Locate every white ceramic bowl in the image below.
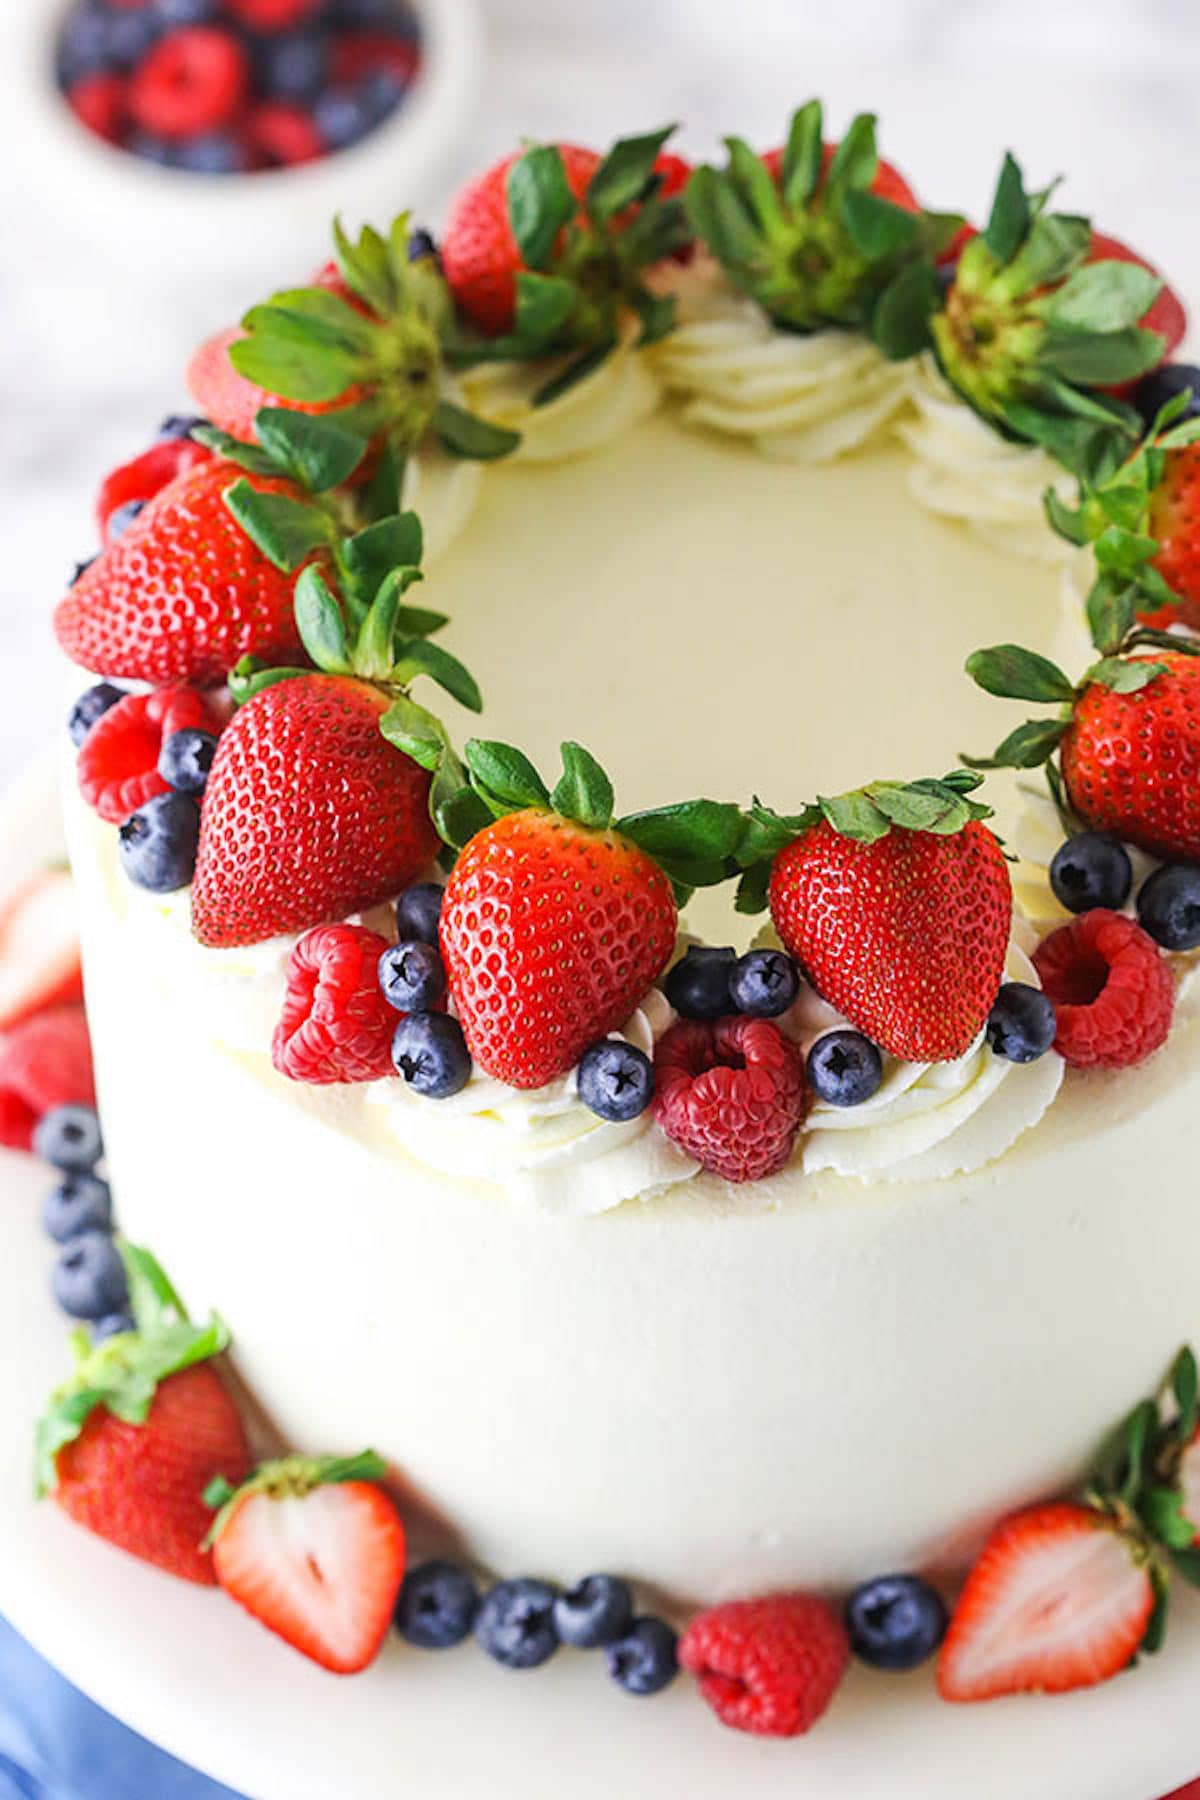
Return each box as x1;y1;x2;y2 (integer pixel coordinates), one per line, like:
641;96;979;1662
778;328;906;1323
5;0;481;292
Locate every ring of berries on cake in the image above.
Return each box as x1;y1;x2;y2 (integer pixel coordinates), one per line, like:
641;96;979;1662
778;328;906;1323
22;94;1200;1757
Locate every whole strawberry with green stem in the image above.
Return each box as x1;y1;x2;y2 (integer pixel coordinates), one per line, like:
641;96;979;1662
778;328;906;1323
966;615;1200;862
434;741;745;1089
441;126;693;399
36;1246;250;1585
737;772;1010;1063
928;153;1176;479
189;215;520;474
1042;383;1200;631
686;99;955;342
191;445;481;947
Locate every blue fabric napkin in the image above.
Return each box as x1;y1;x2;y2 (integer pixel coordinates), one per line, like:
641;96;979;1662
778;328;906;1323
0;1616;245;1800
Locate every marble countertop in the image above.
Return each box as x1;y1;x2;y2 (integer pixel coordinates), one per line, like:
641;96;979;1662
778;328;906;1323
3;0;1199;786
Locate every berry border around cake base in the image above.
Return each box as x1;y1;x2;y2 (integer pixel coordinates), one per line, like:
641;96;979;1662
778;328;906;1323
3;755;1200;1800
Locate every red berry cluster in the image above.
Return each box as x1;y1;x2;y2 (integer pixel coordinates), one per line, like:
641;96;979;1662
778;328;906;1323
57;0;422;176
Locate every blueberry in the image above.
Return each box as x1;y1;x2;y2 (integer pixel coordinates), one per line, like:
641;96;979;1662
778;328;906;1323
106;11;164;70
258;29;329;103
1137;862;1200;951
475;1578;560;1670
395;882;443;945
986;982;1057;1063
107;500;146;540
92;1310;136;1343
396;1560;479;1649
391;1013;472;1098
158;413;208;440
68;681;124;747
729;948;800;1018
158;728;219;796
127;133;182;169
176;133;248;176
553;1574;633;1649
845;1574;948;1672
1049;832;1132;914
407;227;439;263
358;70;405;124
807;1030;883;1106
118;792;201;892
56;6;113;84
606;1617;679;1695
43;1172;112;1243
339;0;413;24
1133;361;1200;433
576;1041;654;1122
378;941;446;1012
52;1232;129;1323
70;555;97;587
151;0;220;22
313;86;374;150
34;1105;103;1174
664;945;735;1019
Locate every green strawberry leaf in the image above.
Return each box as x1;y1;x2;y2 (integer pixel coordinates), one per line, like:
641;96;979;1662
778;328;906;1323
1040;326;1165;387
252;408;368;494
963;718;1070;770
464;740;551;813
294;566;352;674
1042;487;1092;547
965;644;1076;702
508;145;576;271
1087;657;1168;694
1171;1547;1200;1589
725;135;786;233
983;152;1030;264
617;799;745;866
391;638;482;712
819;789;891;842
734;860;774;915
871;257;938;360
780;99;823;208
1037;259;1162;334
586;124;677;224
1086;577;1139;655
359;442;403;524
379;692;451;773
228;657;312;705
533;342;615;408
824;111;878;196
433;401;522;461
1141;1485;1196;1553
223;480;334;573
342;512;424;604
1173;1346;1199;1443
684;165;762;272
356;565;425;679
190;425;279;478
841;188;920;260
551;742;615;830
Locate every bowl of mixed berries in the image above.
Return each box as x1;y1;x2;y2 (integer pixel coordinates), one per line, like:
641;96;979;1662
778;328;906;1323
16;0;478;279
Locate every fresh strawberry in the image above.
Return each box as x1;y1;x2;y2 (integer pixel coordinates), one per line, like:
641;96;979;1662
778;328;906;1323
0;1004;94;1153
441;129;691;350
244;102;324;170
968;645;1200;864
0;871;83;1032
187;322;372;446
225;0;322;24
1088;232;1187;378
36;1247;250;1584
331;32;420;88
933;158;1170;477
77;686;218;824
207;1453;405;1674
192;677;437;947
687;101;940;335
654;1015;807;1182
679;1593;849;1737
273;925;399;1084
95;436;212;545
67;73;127;145
128;27;251;141
438;742;739;1089
754;775;1010;1063
1033;910;1174;1069
1149;445;1200;622
937;1503;1156;1702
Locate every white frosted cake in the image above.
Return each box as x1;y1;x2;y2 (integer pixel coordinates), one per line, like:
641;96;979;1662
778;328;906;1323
37;107;1200;1728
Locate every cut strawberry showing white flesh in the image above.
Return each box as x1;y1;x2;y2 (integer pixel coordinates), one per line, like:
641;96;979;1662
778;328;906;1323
0;871;83;1032
209;1457;406;1675
1177;1430;1200;1544
937;1503;1156;1702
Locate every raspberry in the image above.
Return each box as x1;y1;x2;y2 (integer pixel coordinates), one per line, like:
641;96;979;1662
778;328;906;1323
679;1594;849;1738
128;28;250;140
653;1015;807;1182
225;0;323;26
0;1006;95;1153
95;438;212;545
272;925;399;1085
67;73;127;145
244;102;324;168
331;33;420;87
77;688;218;825
1032;909;1174;1069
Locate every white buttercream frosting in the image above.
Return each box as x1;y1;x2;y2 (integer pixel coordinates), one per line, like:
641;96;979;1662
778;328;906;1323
458;325;663;464
367;987;699;1215
649;259;910;463
898;354;1086;564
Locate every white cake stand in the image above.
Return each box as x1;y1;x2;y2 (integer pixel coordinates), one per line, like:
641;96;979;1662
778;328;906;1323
1;755;1199;1800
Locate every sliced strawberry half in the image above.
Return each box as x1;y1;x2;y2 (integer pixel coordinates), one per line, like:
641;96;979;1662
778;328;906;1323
208;1454;406;1674
937;1503;1156;1702
0;871;83;1032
